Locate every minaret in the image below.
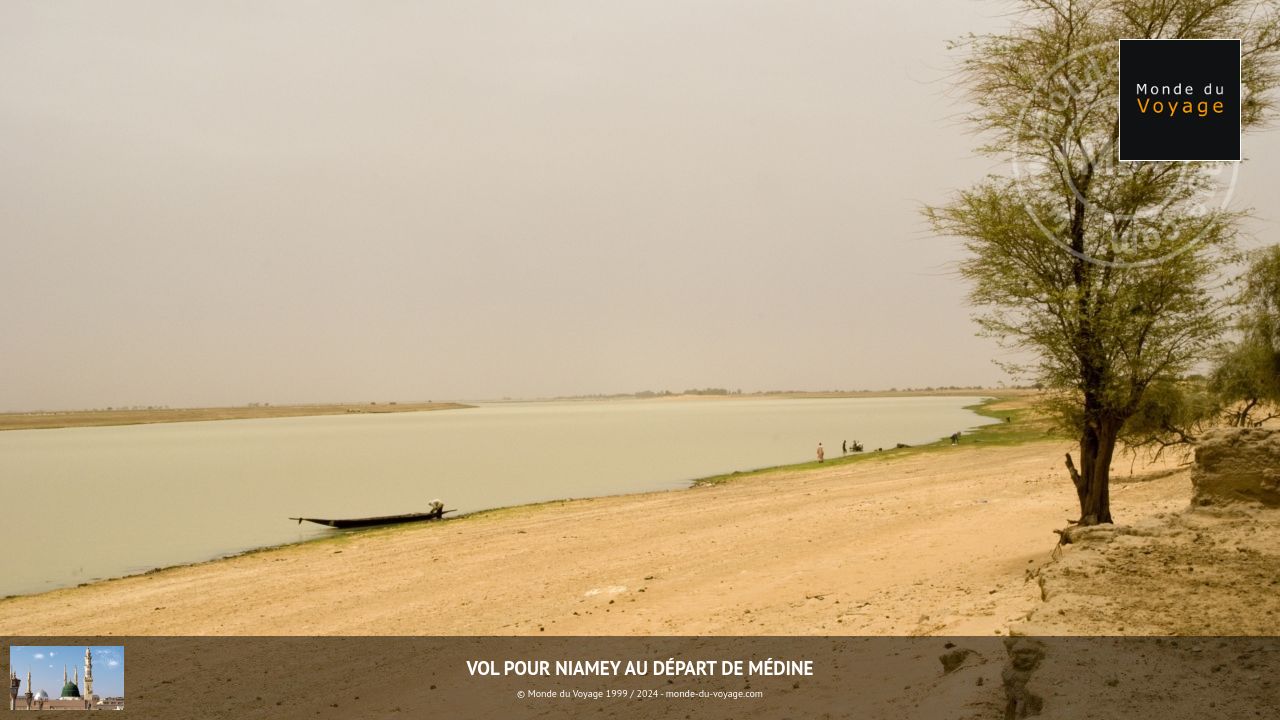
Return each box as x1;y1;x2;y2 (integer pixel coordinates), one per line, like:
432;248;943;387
84;647;94;700
73;666;78;690
63;665;67;686
25;669;32;709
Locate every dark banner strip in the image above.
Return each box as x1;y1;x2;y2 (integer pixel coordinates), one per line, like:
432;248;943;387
5;636;1277;718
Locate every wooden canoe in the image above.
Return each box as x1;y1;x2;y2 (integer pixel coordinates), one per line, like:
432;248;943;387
290;509;455;529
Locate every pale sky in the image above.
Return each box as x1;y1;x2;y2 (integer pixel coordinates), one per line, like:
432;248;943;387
3;1;1279;411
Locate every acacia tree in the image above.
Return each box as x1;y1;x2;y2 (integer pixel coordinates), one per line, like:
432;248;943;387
927;0;1279;525
1212;245;1280;425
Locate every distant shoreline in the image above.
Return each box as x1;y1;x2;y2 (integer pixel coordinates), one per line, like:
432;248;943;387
0;402;474;432
0;389;1034;431
492;387;1038;403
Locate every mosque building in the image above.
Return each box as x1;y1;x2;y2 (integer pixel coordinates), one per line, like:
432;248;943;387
7;647;122;711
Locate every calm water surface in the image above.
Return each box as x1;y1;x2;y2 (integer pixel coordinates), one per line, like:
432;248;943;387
0;396;994;596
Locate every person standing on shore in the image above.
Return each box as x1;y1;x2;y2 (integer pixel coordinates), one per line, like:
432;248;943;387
817;443;825;463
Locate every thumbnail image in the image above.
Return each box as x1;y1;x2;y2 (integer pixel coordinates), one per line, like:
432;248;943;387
8;647;123;711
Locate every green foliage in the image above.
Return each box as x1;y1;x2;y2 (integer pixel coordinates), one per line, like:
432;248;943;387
1118;377;1217;450
1211;245;1280;425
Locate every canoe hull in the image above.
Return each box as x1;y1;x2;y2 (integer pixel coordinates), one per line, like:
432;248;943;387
290;510;454;529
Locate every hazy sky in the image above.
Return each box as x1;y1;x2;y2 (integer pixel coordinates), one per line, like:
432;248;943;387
3;1;1279;411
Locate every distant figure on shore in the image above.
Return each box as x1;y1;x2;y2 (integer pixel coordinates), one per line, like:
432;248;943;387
842;440;847;454
851;440;863;452
817;443;825;463
950;431;961;445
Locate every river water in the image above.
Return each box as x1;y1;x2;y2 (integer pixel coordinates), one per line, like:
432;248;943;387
0;396;993;597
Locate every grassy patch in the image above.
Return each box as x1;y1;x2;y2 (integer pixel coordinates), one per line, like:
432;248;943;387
692;395;1063;486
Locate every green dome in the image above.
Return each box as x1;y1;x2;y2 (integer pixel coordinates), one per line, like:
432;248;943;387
60;681;81;698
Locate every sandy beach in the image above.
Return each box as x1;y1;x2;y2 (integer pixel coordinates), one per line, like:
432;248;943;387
7;431;1266;638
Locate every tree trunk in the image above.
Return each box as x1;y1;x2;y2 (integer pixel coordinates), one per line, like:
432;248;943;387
1068;416;1117;526
1065;172;1115;525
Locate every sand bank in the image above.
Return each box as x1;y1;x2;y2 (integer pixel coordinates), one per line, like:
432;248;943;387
0;401;472;432
2;436;1237;637
1022;502;1280;635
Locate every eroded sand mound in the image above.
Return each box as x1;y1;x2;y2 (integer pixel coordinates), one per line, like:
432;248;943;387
1023;505;1280;635
1020;427;1280;636
1193;426;1280;507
